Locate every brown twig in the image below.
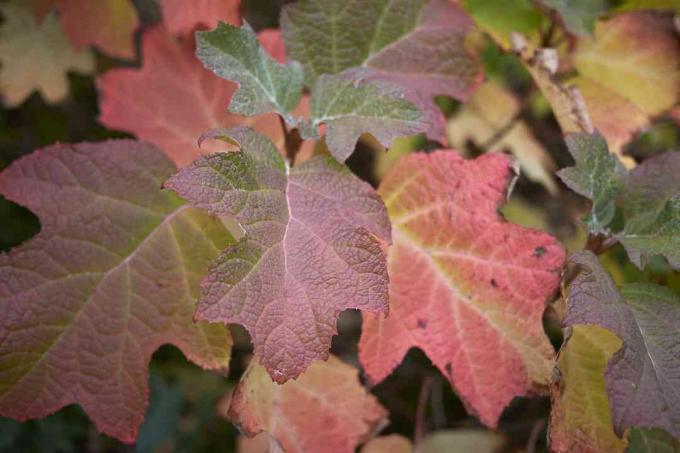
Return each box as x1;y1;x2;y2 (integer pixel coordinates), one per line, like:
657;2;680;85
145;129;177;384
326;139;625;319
525;418;546;453
585;234;619;255
279;115;303;163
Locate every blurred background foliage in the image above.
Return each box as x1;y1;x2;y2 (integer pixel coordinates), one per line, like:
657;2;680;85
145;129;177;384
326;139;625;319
0;0;679;452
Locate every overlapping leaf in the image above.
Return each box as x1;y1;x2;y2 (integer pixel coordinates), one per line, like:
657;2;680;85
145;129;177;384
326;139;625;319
165;127;390;382
281;0;483;143
563;251;680;438
98;26;288;168
0;141;233;443
160;0;241;36
307;73;426;162
540;0;609;35
557;133;626;234
0;1;94;107
196;22;304;121
618;152;680;270
228;355;387;453
628;428;680;452
359;151;564;427
558;133;679;269
33;0;139;59
549;325;626;453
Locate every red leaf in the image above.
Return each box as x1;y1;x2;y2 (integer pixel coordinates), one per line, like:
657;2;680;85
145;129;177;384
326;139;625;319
359;151;564;427
98;26;291;168
160;0;241;36
0;141;233;443
228;355;387;453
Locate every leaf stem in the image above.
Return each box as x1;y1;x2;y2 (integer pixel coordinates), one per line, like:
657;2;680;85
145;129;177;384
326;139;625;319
279;115;303;164
414;375;434;447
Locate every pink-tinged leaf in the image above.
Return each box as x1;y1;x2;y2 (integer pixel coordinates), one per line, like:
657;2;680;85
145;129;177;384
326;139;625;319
34;0;139;59
160;0;241;36
97;26;289;168
164;127;390;382
0;141;233;443
359;151;564;427
228;355;387;453
281;0;483;144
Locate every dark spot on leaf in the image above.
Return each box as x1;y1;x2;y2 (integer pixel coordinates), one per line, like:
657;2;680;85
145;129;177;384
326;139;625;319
490;279;498;288
533;246;547;257
417;319;427;329
444;363;452;376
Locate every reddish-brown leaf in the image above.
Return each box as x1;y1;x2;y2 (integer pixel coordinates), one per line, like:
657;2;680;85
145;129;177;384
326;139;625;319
160;0;241;36
360;151;564;427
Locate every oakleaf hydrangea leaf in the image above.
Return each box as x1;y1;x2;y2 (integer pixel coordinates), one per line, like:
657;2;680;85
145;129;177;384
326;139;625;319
618;152;680;271
0;141;234;443
557;133;627;234
98;26;290;168
0;1;94;107
33;0;139;59
549;325;626;453
281;0;483;143
564;251;680;438
160;0;241;36
196;22;304;121
164;127;390;382
228;355;387;453
308;73;427;163
359;151;564;427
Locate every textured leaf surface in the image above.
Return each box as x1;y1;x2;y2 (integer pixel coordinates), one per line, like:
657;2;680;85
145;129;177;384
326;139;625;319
160;0;240;36
0;141;233;443
447;81;557;193
308;73;427;163
461;0;544;48
165;128;390;382
0;1;94;107
35;0;139;59
574;12;680;116
557;133;626;234
628;428;680;453
540;0;609;35
564;251;680;438
98;26;287;168
196;23;303;121
281;0;482;143
228;355;387;453
549;325;626;453
618;152;680;271
359;151;564;427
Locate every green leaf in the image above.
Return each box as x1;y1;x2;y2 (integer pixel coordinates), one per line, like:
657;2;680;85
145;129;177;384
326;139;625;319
540;0;610;36
618;152;680;270
462;0;545;47
308;73;427;162
628;428;680;453
557;132;626;234
196;22;303;121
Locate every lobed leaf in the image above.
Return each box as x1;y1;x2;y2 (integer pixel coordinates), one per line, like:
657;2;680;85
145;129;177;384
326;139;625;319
281;0;483;143
98;26;291;168
307;73;427;162
0;141;234;443
196;22;304;121
33;0;139;59
164;127;390;382
557;132;627;234
564;251;680;438
359;151;564;427
0;1;94;107
228;355;387;453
